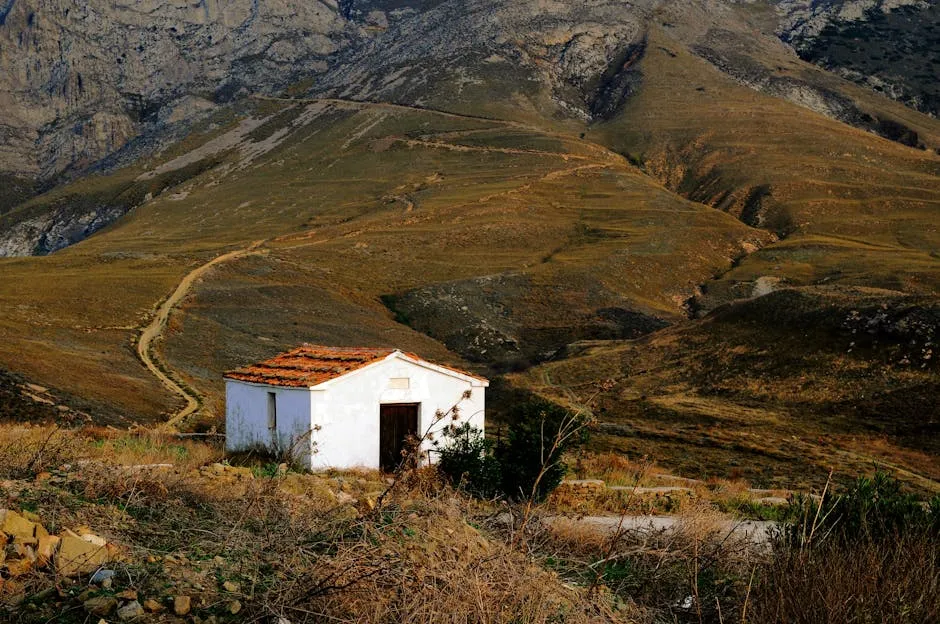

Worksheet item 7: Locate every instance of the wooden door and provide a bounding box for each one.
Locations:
[379,403,419,472]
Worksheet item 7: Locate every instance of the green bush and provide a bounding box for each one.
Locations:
[435,397,589,502]
[495,397,589,501]
[779,471,940,545]
[436,422,502,498]
[754,472,940,623]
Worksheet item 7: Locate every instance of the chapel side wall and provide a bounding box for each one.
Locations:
[225,381,312,462]
[310,358,485,471]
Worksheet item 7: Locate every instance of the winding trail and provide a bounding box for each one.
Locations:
[137,242,265,430]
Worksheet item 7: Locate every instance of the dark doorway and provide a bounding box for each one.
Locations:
[379,403,419,472]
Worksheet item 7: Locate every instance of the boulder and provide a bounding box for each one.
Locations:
[84,595,118,617]
[173,595,192,616]
[4,557,34,576]
[89,569,115,584]
[143,598,165,612]
[37,533,60,565]
[117,600,145,621]
[56,535,110,576]
[0,510,36,541]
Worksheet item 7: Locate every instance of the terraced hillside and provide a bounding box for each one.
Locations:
[517,28,940,493]
[0,95,768,425]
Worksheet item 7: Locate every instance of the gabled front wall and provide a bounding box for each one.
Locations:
[311,357,485,471]
[225,380,314,465]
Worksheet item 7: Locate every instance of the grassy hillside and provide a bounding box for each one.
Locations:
[511,28,940,493]
[0,97,765,424]
[517,287,939,493]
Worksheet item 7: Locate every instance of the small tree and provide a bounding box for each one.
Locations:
[435,396,590,503]
[496,397,589,502]
[436,422,501,498]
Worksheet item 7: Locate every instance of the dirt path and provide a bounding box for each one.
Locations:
[544,514,777,545]
[137,242,265,430]
[251,95,626,164]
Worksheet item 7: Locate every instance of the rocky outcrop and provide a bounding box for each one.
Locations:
[773,0,928,44]
[307,0,652,122]
[772,0,938,117]
[0,0,353,180]
[383,272,670,368]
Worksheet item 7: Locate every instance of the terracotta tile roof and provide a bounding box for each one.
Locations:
[224,345,488,387]
[224,345,394,388]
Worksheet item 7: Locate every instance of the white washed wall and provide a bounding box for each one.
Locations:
[310,357,485,471]
[225,355,485,471]
[225,380,313,465]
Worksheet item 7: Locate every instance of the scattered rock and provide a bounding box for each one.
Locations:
[554,480,606,495]
[56,534,110,576]
[4,557,34,576]
[228,599,242,614]
[173,595,192,616]
[334,504,360,522]
[116,589,138,600]
[757,496,790,506]
[84,595,118,617]
[335,491,357,505]
[117,599,145,621]
[223,580,239,592]
[90,569,116,584]
[142,598,164,613]
[36,524,62,566]
[0,510,36,541]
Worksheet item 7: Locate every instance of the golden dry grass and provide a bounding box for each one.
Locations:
[0,424,635,623]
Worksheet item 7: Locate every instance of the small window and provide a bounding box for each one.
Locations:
[389,377,410,390]
[267,392,277,431]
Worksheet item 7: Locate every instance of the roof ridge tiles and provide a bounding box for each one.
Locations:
[224,344,485,388]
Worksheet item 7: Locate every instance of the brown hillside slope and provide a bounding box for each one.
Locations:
[0,99,766,423]
[589,28,940,308]
[514,29,940,492]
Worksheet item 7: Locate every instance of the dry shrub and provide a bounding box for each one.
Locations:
[749,531,939,623]
[5,450,627,624]
[83,427,224,471]
[0,423,224,480]
[0,424,82,478]
[547,483,696,517]
[571,453,657,487]
[288,503,624,624]
[535,504,760,624]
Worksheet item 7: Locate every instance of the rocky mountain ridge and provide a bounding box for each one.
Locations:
[0,0,353,181]
[2,1,936,185]
[772,0,939,116]
[1,0,938,259]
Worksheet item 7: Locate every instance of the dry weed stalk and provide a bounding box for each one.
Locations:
[509,383,612,549]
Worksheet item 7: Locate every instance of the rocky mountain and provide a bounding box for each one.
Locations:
[0,0,352,181]
[1,1,935,182]
[772,0,939,116]
[4,0,939,258]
